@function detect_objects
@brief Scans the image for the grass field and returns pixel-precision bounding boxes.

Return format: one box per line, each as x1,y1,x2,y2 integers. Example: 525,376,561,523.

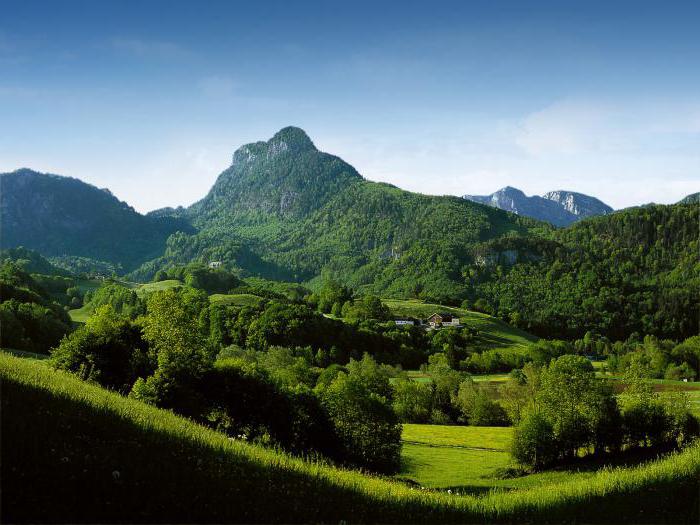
399,425,513,490
209,293,265,307
68,304,93,323
134,279,183,296
383,299,538,354
3,350,698,523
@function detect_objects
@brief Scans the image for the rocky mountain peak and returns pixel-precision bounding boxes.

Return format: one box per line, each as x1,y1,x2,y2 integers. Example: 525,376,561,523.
231,126,316,166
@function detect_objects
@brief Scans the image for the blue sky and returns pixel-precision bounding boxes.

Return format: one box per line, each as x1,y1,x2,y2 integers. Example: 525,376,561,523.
1,0,698,212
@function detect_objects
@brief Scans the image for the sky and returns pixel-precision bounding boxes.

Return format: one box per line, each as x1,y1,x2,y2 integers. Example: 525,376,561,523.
1,0,698,212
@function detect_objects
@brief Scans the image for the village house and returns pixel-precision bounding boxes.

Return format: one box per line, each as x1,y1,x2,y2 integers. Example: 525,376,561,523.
426,312,460,328
208,261,223,269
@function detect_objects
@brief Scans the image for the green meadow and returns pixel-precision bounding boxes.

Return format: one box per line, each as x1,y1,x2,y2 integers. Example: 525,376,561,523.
209,292,266,307
3,351,698,524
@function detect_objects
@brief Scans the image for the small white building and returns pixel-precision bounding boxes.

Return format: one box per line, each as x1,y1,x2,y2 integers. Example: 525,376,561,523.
208,261,223,269
394,318,416,326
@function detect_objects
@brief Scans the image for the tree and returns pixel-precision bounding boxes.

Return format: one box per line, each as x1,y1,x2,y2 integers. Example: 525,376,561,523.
129,289,213,417
510,412,557,470
346,353,393,400
50,305,151,392
317,373,401,473
455,378,507,426
392,378,433,423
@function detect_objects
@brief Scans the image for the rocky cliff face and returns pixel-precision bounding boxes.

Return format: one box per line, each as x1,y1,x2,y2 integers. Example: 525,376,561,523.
464,187,612,226
542,190,613,219
188,126,364,225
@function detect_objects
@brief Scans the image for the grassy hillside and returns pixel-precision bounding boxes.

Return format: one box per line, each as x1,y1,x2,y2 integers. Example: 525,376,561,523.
209,292,265,307
383,298,538,353
3,351,699,523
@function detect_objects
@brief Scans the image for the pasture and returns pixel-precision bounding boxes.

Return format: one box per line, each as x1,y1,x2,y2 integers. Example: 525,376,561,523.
209,293,265,307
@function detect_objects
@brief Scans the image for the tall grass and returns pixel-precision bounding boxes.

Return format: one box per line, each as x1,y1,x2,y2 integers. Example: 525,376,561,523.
2,351,698,523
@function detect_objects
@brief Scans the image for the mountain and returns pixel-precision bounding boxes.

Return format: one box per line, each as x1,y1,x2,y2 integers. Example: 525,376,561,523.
473,202,698,340
4,128,695,340
678,192,699,204
463,187,613,226
0,169,192,272
132,127,545,300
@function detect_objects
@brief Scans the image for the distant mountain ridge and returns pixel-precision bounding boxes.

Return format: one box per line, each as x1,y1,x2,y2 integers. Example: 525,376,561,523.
463,187,613,226
0,168,193,271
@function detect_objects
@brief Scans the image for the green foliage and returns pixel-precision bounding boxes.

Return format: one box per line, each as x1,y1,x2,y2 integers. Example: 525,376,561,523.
3,352,700,524
83,282,145,318
510,412,558,470
130,289,213,417
50,305,151,392
0,261,72,353
317,372,402,473
475,203,699,340
455,377,508,426
392,378,434,423
5,354,700,523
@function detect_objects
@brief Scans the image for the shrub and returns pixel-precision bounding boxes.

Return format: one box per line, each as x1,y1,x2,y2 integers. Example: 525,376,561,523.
510,412,558,470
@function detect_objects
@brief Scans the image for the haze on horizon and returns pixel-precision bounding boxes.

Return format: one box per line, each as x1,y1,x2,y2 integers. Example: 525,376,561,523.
1,0,698,213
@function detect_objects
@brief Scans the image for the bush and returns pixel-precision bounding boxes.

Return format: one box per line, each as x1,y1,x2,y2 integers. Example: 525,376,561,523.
510,412,558,470
392,378,433,423
51,305,151,393
455,379,508,426
317,373,401,473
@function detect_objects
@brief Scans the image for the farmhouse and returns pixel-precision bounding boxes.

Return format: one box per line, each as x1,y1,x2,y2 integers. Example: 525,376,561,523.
427,312,460,328
208,261,223,269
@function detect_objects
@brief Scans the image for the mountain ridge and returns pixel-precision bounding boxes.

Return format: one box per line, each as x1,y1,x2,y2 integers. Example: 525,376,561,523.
0,168,193,271
464,187,613,226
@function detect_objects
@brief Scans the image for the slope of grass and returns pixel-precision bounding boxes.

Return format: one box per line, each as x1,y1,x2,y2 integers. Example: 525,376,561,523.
2,351,698,524
134,279,183,297
209,293,265,307
383,299,538,353
68,304,93,323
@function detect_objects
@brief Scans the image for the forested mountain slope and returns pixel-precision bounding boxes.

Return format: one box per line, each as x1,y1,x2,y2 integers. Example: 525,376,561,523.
132,127,546,301
0,169,192,271
472,203,699,340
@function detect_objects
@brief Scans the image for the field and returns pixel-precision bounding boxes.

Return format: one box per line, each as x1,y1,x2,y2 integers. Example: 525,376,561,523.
383,299,538,353
399,425,513,490
3,351,698,524
209,293,265,307
134,279,183,296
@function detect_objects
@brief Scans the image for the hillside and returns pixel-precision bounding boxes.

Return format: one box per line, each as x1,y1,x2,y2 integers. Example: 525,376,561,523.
3,351,699,524
473,202,699,339
464,187,613,226
0,169,192,271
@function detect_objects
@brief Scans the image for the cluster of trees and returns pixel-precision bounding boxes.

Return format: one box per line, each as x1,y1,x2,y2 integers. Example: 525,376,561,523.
509,355,698,470
0,261,72,353
605,335,699,382
50,291,402,473
307,280,391,321
392,353,508,426
153,263,242,294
